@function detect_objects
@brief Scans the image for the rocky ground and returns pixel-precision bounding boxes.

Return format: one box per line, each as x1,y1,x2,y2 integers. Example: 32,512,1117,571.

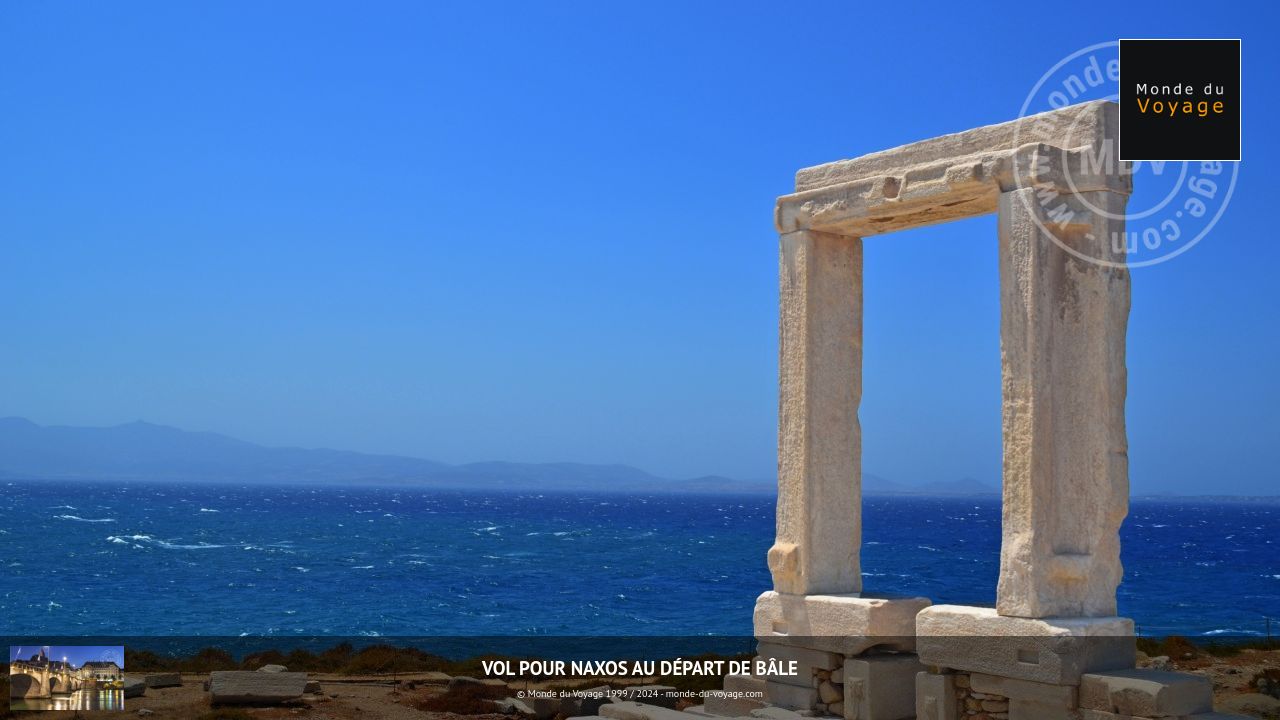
2,671,652,720
2,647,1277,720
1,671,460,720
1138,646,1280,719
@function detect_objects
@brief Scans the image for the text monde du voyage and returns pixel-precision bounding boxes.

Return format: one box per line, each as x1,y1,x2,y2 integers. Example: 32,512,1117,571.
1134,82,1229,117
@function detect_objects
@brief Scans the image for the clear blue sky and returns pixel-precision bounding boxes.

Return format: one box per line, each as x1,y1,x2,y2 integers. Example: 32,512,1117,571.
1,2,1275,494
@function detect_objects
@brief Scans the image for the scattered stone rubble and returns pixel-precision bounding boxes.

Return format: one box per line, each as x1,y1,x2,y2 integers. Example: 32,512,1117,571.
209,670,309,705
144,673,182,688
138,663,1244,718
122,676,146,698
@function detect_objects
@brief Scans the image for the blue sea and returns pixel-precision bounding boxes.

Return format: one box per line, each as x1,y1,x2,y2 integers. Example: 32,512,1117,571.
2,480,1277,638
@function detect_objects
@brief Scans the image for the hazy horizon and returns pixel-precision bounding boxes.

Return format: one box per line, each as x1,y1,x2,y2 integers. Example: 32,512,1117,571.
4,416,1278,498
2,2,1276,496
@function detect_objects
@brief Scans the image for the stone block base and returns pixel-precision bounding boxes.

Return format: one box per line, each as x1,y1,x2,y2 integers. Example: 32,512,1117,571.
970,672,1077,706
725,674,767,695
932,670,1078,720
1079,669,1213,717
750,708,811,720
704,694,766,717
625,685,681,709
916,672,957,720
602,702,706,720
704,675,767,717
1080,707,1249,712
754,591,929,655
764,681,818,710
758,641,842,684
916,605,1135,684
842,654,921,720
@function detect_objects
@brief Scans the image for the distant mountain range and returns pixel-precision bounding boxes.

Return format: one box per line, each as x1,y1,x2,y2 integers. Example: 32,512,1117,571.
0,417,999,496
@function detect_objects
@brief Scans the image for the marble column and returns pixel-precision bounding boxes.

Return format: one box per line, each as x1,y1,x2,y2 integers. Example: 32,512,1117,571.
996,187,1132,619
769,229,863,597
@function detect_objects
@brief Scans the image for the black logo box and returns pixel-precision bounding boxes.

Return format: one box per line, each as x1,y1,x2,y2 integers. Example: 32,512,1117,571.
1119,39,1240,161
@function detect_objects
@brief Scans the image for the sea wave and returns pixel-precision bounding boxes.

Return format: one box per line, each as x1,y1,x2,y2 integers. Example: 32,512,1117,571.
7,482,1277,637
107,534,225,550
56,515,116,523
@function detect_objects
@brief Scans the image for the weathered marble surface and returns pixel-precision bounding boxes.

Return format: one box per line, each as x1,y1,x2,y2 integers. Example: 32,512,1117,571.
996,187,1131,618
916,605,1134,684
771,230,863,596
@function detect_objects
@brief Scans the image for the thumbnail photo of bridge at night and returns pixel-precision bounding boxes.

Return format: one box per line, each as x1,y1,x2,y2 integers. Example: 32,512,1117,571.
9,645,125,711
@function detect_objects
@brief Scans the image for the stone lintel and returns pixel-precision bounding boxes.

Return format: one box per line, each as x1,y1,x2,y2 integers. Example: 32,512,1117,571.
794,100,1117,192
774,141,1131,237
915,605,1135,685
754,591,928,655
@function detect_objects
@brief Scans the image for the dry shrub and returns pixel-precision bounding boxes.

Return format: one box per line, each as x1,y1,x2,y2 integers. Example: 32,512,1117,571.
185,647,236,672
241,649,289,669
1158,636,1201,659
1254,668,1280,698
1137,635,1199,659
413,683,509,714
197,710,255,720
